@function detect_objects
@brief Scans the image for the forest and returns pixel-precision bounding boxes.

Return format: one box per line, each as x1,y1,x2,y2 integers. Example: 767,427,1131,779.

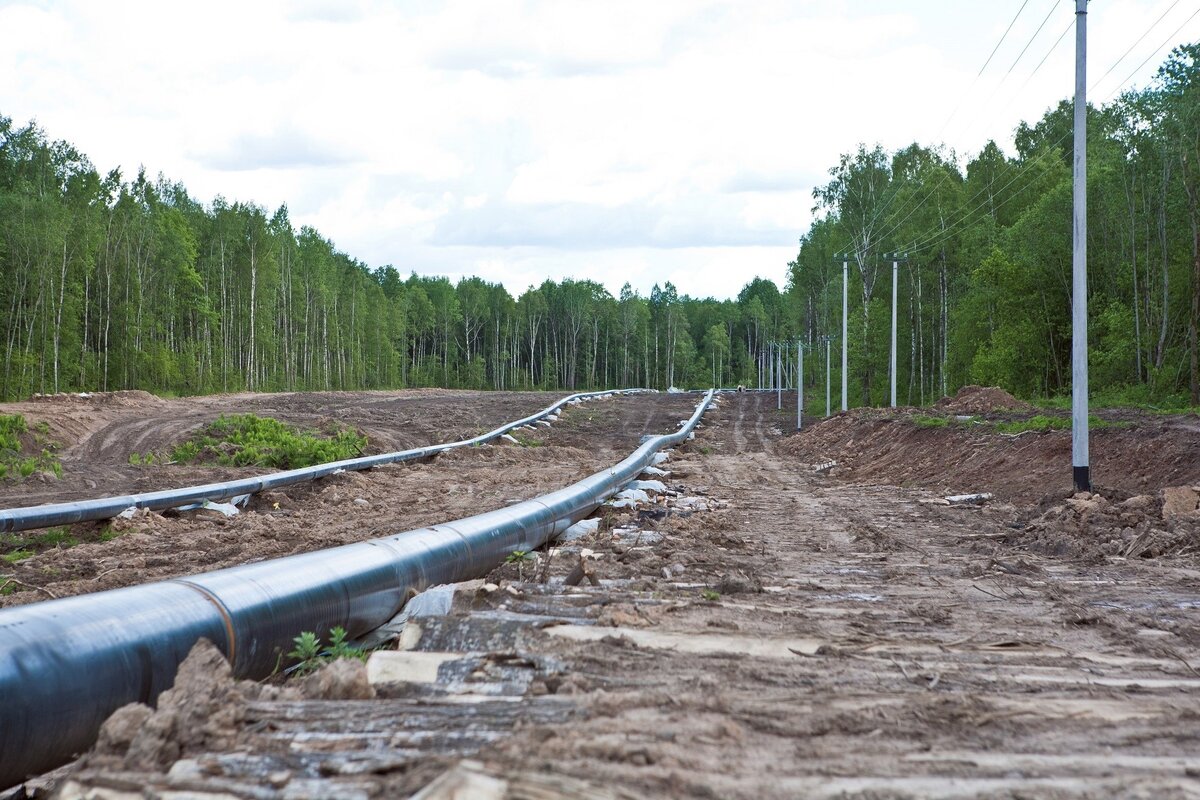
1,43,1198,409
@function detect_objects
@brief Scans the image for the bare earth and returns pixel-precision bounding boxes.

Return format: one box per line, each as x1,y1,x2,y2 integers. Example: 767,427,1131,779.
6,390,1200,798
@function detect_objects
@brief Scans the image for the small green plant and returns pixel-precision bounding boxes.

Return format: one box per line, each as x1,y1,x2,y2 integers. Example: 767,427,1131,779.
288,631,323,675
701,589,721,602
287,626,369,676
506,549,536,579
505,549,533,564
514,435,544,447
0,414,28,452
0,415,61,482
911,415,950,428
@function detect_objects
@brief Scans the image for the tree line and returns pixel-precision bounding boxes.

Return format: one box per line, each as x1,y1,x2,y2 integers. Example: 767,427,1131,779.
0,124,784,400
1,44,1198,408
790,43,1200,409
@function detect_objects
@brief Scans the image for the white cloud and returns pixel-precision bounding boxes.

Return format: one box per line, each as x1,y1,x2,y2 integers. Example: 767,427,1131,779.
1,0,1197,299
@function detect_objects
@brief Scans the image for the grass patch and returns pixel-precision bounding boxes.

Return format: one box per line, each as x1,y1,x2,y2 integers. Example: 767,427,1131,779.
991,414,1124,434
0,414,61,482
2,549,34,564
513,434,544,447
911,415,950,428
1,525,80,562
170,414,367,469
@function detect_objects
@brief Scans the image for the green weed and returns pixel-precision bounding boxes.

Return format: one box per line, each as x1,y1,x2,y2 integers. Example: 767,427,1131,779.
287,626,368,676
991,415,1121,434
701,589,721,602
0,415,61,481
2,550,33,564
171,414,367,469
911,415,950,428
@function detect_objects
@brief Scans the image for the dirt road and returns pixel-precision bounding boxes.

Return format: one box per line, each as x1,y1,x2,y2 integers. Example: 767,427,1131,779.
19,391,1200,798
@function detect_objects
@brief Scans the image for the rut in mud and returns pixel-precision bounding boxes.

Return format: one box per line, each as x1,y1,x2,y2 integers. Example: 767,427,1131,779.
41,391,1200,799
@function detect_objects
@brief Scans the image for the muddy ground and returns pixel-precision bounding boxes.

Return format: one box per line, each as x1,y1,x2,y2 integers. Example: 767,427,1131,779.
7,389,1200,798
0,390,694,606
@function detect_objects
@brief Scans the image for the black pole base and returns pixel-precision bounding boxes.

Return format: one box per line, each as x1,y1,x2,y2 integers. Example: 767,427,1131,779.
1073,465,1091,493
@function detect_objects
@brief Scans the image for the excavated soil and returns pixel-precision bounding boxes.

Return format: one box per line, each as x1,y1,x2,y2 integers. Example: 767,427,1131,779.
30,390,1200,799
0,389,572,508
0,392,695,607
781,406,1200,504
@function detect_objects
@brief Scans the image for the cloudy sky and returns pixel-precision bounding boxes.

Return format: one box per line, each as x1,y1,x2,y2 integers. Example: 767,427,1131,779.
2,0,1197,300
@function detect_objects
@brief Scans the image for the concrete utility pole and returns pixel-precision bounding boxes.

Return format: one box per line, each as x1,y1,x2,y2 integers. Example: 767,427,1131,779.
767,347,773,394
797,339,804,430
885,252,908,408
1072,0,1090,492
776,344,783,410
836,254,849,412
825,337,831,417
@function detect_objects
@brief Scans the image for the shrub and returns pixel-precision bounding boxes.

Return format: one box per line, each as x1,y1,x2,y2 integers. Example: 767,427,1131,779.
171,414,367,469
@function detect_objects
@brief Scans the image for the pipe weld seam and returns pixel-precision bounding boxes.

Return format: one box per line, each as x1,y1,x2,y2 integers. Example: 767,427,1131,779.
168,578,238,668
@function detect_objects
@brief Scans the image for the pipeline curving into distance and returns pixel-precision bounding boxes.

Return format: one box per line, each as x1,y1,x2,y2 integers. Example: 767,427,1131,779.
0,389,646,534
0,389,715,789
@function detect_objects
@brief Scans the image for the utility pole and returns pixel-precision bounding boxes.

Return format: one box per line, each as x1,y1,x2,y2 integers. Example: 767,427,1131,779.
797,339,804,430
1072,0,1090,492
825,337,831,417
776,343,783,410
835,253,849,411
767,347,773,394
885,252,908,408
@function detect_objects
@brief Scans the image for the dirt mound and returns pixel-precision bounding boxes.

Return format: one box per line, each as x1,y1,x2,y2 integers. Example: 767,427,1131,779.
934,385,1032,415
29,390,167,409
782,413,1200,505
1011,488,1200,561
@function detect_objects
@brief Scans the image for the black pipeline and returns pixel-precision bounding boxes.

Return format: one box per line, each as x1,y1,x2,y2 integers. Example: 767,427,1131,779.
0,389,638,533
0,390,714,789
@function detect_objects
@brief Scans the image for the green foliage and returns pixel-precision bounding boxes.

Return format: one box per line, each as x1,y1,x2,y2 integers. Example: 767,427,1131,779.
701,589,721,602
910,415,949,428
288,631,322,675
0,414,60,482
3,44,1200,405
287,626,368,676
171,414,367,469
0,414,27,452
505,550,534,564
2,549,34,564
989,414,1123,434
513,435,543,448
1,525,80,563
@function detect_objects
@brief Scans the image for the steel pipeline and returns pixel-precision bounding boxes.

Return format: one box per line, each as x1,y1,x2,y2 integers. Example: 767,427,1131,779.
0,389,640,534
0,389,714,788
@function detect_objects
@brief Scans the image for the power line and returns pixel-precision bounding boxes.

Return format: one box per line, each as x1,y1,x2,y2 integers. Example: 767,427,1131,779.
873,0,1196,257
979,0,1034,77
860,1,1043,242
869,1,1071,248
1002,0,1063,80
1114,4,1200,91
1090,0,1183,93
